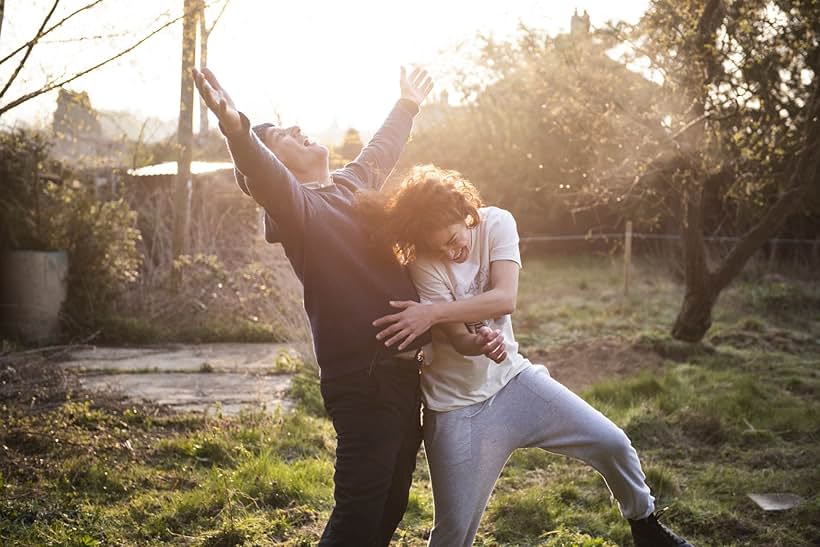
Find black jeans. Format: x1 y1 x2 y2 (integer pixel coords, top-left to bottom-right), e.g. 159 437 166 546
318 357 423 547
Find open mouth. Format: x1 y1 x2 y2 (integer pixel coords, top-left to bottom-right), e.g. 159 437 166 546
454 247 467 262
303 137 310 147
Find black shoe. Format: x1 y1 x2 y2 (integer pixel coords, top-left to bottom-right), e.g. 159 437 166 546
629 509 693 547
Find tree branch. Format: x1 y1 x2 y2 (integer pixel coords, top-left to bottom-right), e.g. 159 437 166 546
0 10 187 117
713 81 820 291
40 29 133 45
0 0 104 67
206 0 230 36
0 0 61 99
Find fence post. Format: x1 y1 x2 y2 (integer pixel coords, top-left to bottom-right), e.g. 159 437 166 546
623 221 633 297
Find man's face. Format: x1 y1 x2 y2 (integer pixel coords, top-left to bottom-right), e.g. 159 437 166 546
426 221 472 263
260 125 329 176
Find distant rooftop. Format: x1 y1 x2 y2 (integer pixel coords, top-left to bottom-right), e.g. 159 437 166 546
127 161 235 177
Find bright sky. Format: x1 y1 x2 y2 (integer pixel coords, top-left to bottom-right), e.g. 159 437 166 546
1 0 649 136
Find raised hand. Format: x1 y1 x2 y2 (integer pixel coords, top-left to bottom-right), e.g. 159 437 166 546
192 67 242 135
400 66 434 106
373 300 435 350
477 326 507 364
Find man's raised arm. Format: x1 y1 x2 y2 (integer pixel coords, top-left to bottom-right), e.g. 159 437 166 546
193 68 307 232
339 67 433 190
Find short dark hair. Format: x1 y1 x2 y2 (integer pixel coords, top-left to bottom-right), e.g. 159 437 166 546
252 122 275 141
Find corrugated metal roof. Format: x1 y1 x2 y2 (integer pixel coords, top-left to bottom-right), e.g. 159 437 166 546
126 161 235 177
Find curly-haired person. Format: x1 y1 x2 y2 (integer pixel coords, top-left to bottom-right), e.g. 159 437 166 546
366 165 694 547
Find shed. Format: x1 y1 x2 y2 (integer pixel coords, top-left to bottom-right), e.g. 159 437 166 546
123 161 262 266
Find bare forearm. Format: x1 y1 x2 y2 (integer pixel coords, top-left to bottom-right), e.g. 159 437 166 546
446 329 485 356
430 289 516 325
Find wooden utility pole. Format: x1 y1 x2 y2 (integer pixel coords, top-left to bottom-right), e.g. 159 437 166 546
197 0 208 137
172 0 197 273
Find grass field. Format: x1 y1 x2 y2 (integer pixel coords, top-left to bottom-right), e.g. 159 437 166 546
1 255 818 546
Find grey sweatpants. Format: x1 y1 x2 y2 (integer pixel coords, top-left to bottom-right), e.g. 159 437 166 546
423 364 655 547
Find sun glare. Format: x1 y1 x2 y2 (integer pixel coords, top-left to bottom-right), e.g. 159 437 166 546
2 1 650 137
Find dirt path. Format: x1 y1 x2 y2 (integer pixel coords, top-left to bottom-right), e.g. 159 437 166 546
524 337 665 393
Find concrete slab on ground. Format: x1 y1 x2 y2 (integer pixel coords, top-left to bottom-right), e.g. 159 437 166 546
61 344 300 416
78 371 293 415
64 343 295 373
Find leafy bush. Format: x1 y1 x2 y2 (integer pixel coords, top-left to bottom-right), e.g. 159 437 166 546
46 184 142 329
0 129 142 332
1 128 306 344
0 129 59 250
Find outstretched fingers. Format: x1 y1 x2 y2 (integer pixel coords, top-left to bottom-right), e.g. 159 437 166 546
385 329 415 350
408 66 421 83
411 68 427 87
192 68 241 133
421 77 434 97
412 68 433 98
396 330 420 350
192 70 213 101
201 67 224 92
373 313 401 330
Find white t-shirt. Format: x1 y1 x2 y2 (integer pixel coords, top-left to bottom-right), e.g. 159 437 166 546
409 206 532 412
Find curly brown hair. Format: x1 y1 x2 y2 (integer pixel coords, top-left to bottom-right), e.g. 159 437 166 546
356 164 483 265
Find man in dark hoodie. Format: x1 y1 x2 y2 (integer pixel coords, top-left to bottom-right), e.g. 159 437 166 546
193 67 505 546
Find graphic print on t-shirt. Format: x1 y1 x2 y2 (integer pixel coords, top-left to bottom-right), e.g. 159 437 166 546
461 265 490 298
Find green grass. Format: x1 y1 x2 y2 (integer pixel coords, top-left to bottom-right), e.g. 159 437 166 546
96 315 291 345
1 255 818 545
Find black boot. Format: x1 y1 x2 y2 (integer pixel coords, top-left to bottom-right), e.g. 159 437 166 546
629 510 693 547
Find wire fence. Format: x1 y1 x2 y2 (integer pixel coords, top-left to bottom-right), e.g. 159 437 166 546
520 228 819 294
519 231 820 260
520 233 820 245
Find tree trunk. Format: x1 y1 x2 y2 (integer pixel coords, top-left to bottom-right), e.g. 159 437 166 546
672 284 717 342
668 0 729 343
672 176 714 342
172 0 197 271
671 81 820 342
